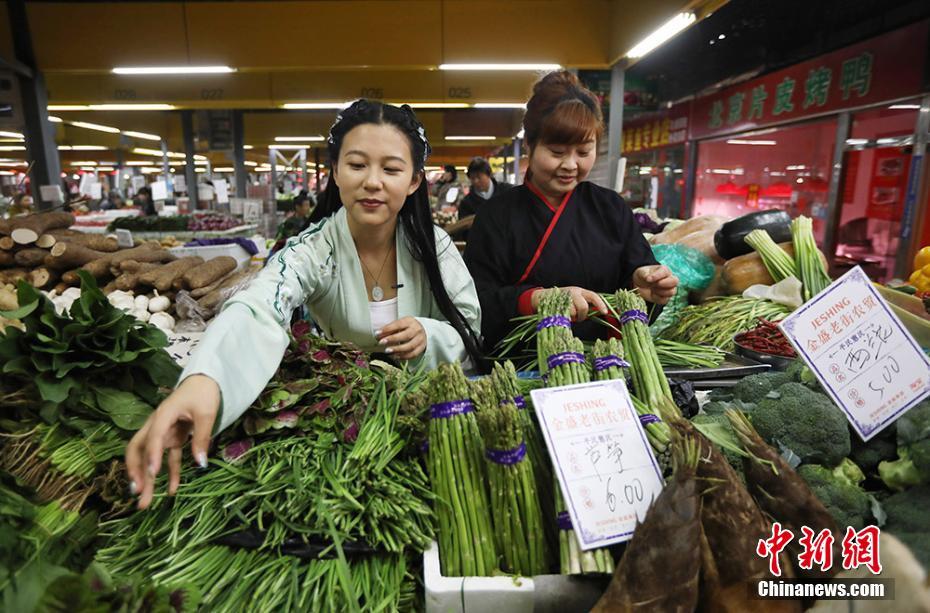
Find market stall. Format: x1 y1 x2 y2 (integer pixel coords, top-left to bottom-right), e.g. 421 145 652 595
1 204 929 612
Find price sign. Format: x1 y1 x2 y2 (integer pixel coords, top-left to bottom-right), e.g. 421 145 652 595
779 266 930 441
530 380 664 550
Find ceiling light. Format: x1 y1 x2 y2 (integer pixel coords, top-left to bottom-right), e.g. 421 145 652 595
404 103 471 109
72 121 120 134
515 128 525 139
845 138 869 146
786 165 807 170
439 63 561 71
726 139 777 146
445 136 496 141
48 105 90 111
281 102 351 110
48 116 63 123
214 167 234 172
71 161 97 166
89 104 175 111
0 146 26 151
272 144 310 149
626 12 696 59
58 145 108 151
195 168 206 173
96 167 115 172
244 161 258 166
0 171 15 176
194 154 208 161
473 103 527 109
122 130 162 141
275 136 325 142
889 104 921 110
112 66 236 75
133 147 187 159
0 131 23 139
243 145 254 150
124 161 152 166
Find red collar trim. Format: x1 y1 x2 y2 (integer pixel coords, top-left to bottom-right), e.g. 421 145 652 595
525 180 573 213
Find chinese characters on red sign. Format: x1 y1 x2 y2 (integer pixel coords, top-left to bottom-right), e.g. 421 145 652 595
757 523 883 576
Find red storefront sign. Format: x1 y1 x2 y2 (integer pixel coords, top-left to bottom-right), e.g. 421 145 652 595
690 20 929 140
621 104 689 154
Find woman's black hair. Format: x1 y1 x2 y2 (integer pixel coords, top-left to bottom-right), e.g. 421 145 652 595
308 99 485 369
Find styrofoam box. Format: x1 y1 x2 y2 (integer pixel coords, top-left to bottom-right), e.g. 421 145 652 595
424 542 606 613
168 243 251 270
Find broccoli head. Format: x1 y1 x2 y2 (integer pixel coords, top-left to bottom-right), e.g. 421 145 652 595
883 485 930 533
849 427 897 476
751 382 851 467
731 371 794 403
878 400 930 491
798 462 871 531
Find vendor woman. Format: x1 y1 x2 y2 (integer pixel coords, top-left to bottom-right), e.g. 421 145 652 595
127 100 483 509
464 71 678 353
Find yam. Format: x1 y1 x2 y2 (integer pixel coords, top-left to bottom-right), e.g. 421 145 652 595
114 263 159 292
0 287 16 311
190 269 252 298
81 245 175 279
35 234 57 249
0 237 15 251
0 268 29 285
9 211 75 245
13 248 49 268
0 251 13 268
182 256 237 290
0 219 10 236
52 281 70 295
28 267 57 290
45 242 109 271
102 280 118 294
139 257 204 292
50 231 119 253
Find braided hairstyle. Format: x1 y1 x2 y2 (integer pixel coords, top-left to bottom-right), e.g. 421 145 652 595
309 99 484 368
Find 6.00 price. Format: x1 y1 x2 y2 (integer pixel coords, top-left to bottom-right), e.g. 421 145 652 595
605 477 644 512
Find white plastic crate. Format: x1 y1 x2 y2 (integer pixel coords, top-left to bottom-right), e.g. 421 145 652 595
168 243 252 270
423 542 607 613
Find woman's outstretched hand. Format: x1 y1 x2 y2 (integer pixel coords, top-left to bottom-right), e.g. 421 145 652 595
376 317 427 360
633 264 679 305
125 374 221 510
531 286 608 322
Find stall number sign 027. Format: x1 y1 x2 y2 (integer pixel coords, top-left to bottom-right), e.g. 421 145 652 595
779 266 930 441
530 379 664 550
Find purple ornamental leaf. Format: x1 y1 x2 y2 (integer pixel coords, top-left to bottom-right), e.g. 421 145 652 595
343 421 360 443
221 439 254 463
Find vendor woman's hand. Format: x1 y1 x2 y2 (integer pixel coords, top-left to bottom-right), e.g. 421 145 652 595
532 286 608 322
377 317 427 361
633 265 679 305
125 374 220 510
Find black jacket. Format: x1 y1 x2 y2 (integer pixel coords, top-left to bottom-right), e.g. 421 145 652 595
458 178 514 219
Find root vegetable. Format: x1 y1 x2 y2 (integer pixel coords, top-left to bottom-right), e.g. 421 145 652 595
0 287 16 311
182 256 237 290
14 248 50 268
52 282 69 295
49 232 118 252
9 211 75 245
81 244 175 279
0 237 14 251
35 234 57 249
0 269 29 285
45 242 110 271
0 251 13 268
29 267 57 290
139 257 204 292
102 280 118 294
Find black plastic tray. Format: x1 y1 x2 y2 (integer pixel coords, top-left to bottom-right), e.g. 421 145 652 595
663 352 771 381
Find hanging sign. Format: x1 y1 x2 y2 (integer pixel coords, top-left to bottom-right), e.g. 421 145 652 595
779 266 930 441
530 379 664 550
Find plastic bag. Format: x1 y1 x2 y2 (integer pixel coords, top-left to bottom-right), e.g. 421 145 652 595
174 290 209 333
742 276 803 309
651 244 716 292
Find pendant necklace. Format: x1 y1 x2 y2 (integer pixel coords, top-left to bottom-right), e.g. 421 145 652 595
360 243 394 302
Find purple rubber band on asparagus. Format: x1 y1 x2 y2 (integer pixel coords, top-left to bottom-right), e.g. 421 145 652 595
513 395 526 410
420 440 429 454
593 356 630 371
547 352 586 370
429 399 476 419
557 511 573 530
639 414 661 426
619 309 649 325
537 315 571 331
485 442 527 465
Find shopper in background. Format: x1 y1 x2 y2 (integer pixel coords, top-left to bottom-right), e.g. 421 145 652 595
431 164 463 209
99 190 125 211
269 193 314 255
7 193 34 217
464 70 679 354
126 99 483 509
459 157 513 219
135 186 157 216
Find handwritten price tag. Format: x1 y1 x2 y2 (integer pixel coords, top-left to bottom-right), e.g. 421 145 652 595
779 266 930 441
530 380 664 550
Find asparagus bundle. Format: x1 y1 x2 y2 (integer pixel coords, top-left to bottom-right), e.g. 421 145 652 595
592 338 672 467
791 215 832 301
425 363 497 577
612 290 681 421
489 361 557 556
474 381 548 576
536 289 574 375
554 481 613 574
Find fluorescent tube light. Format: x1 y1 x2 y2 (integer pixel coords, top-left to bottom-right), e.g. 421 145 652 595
439 63 561 71
275 136 325 142
214 167 234 172
272 144 310 150
445 136 496 141
72 121 120 134
281 102 350 110
0 131 23 139
112 66 235 75
627 12 696 59
48 116 63 123
473 103 527 109
889 104 920 110
89 104 176 111
726 139 777 146
47 105 90 111
58 145 108 151
404 103 471 109
122 131 162 141
0 146 26 151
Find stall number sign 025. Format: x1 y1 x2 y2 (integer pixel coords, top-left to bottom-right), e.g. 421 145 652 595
779 266 930 441
530 379 664 550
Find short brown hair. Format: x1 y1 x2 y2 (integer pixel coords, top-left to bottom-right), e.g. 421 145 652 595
523 71 603 148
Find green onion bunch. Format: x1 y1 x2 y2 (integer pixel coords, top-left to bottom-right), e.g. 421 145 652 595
792 215 832 301
474 379 548 576
425 362 497 577
654 339 726 369
744 228 798 282
658 296 792 351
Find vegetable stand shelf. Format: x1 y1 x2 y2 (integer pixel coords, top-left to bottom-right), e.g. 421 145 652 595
423 542 608 613
72 224 259 239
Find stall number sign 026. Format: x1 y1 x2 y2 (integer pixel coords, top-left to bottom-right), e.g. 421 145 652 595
530 379 664 550
779 266 930 441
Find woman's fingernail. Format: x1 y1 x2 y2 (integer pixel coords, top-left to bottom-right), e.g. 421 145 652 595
196 452 208 469
385 347 393 354
374 329 381 336
379 338 389 345
129 480 138 495
147 463 155 476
